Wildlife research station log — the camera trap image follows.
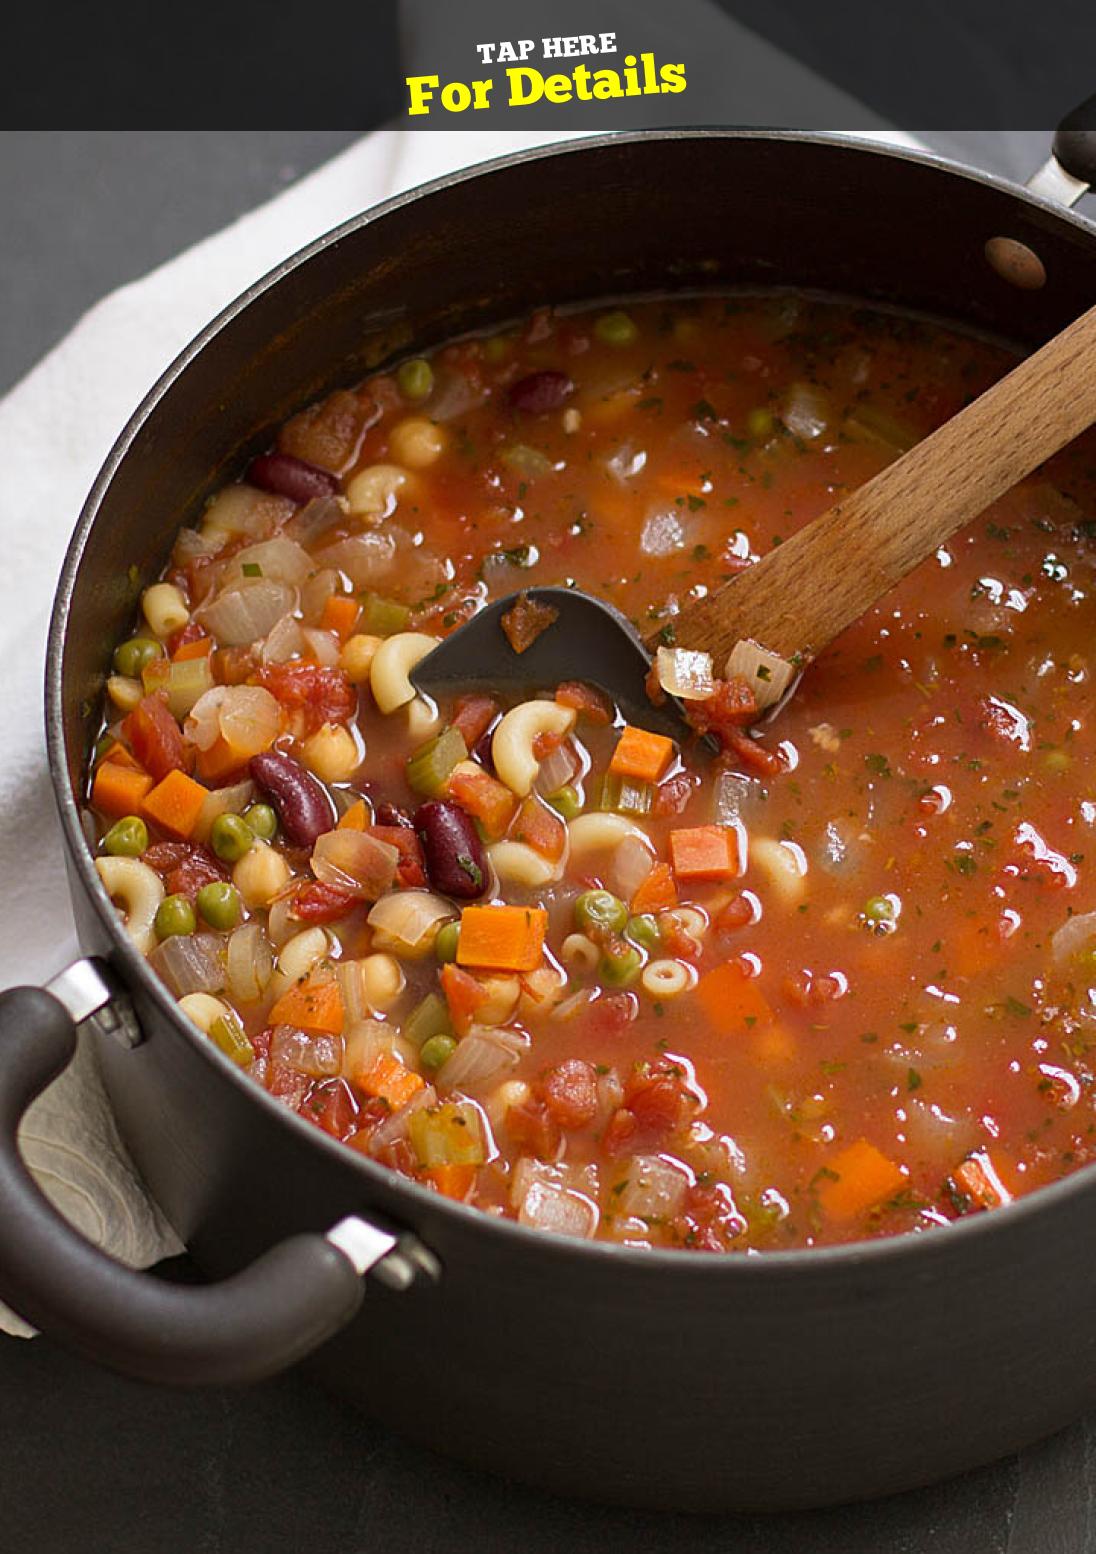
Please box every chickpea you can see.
[339,632,382,685]
[360,952,405,1012]
[232,841,291,909]
[299,723,361,784]
[389,416,447,469]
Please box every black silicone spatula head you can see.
[409,586,691,741]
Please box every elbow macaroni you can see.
[142,582,190,639]
[345,462,409,518]
[488,839,564,888]
[491,700,577,797]
[95,857,165,956]
[370,632,438,714]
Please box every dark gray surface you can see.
[1,129,1094,1552]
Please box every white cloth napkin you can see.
[0,123,918,1338]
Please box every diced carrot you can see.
[172,635,212,662]
[319,593,361,642]
[353,1050,425,1110]
[141,768,210,840]
[440,963,490,1036]
[694,960,773,1034]
[99,742,142,771]
[947,1150,1013,1213]
[337,799,369,831]
[609,724,674,784]
[446,768,517,841]
[754,1024,796,1063]
[195,735,250,784]
[630,861,678,914]
[511,795,567,862]
[456,905,549,972]
[669,825,741,881]
[425,1163,476,1200]
[817,1140,906,1223]
[268,976,345,1036]
[555,680,613,725]
[91,762,154,820]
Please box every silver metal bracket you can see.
[1026,155,1090,211]
[46,958,143,1049]
[326,1215,441,1290]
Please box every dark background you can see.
[2,119,1095,1554]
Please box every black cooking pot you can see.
[3,124,1096,1515]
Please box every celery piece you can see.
[596,773,654,816]
[359,593,412,637]
[409,1100,487,1167]
[209,1013,254,1068]
[406,727,468,798]
[164,657,214,720]
[404,992,453,1048]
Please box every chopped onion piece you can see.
[656,645,715,701]
[271,1024,343,1078]
[712,770,751,826]
[186,685,282,757]
[225,921,274,1005]
[511,1156,599,1211]
[198,580,296,646]
[367,1082,437,1153]
[314,531,397,588]
[610,831,656,900]
[300,567,339,626]
[261,613,306,664]
[533,741,576,797]
[640,507,685,557]
[617,1153,692,1220]
[312,830,399,901]
[302,627,341,667]
[286,496,347,547]
[149,932,224,997]
[781,381,832,441]
[1051,910,1096,965]
[517,1172,600,1239]
[226,536,313,589]
[437,1026,529,1094]
[366,890,454,955]
[725,638,796,711]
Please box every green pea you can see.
[155,894,196,940]
[594,309,639,348]
[1044,748,1071,773]
[113,636,163,679]
[397,357,434,401]
[863,895,896,924]
[102,815,148,858]
[575,889,628,936]
[483,334,511,363]
[626,913,661,952]
[747,406,775,440]
[420,1033,458,1072]
[211,812,255,863]
[196,881,242,932]
[434,921,461,963]
[546,784,583,821]
[599,942,643,987]
[244,803,278,842]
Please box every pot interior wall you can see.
[59,133,1094,790]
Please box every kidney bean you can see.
[246,451,339,504]
[250,751,335,848]
[508,370,573,415]
[414,800,488,899]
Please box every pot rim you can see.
[46,126,1096,1279]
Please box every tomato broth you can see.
[87,294,1096,1253]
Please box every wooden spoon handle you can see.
[646,300,1096,667]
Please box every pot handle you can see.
[0,979,435,1386]
[1054,96,1096,188]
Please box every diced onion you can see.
[148,932,224,997]
[640,507,685,557]
[198,580,297,645]
[300,567,339,625]
[366,890,454,955]
[226,536,313,589]
[436,1026,529,1094]
[1051,911,1096,965]
[225,921,274,1005]
[261,613,306,664]
[314,531,397,588]
[610,831,656,900]
[656,645,714,701]
[712,770,750,825]
[270,1025,343,1078]
[367,1082,437,1153]
[302,627,341,668]
[534,741,576,797]
[185,685,282,756]
[201,484,295,541]
[781,381,832,442]
[517,1175,600,1239]
[725,639,796,711]
[286,496,347,547]
[312,830,399,901]
[617,1153,692,1220]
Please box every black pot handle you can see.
[0,981,433,1386]
[1054,96,1096,188]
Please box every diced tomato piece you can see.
[450,693,500,749]
[439,962,490,1036]
[585,991,638,1037]
[602,1107,639,1157]
[368,825,427,887]
[301,1078,360,1141]
[212,646,257,686]
[537,1059,599,1130]
[621,1058,701,1146]
[257,662,356,734]
[511,795,567,862]
[505,1098,561,1158]
[267,1062,310,1111]
[653,771,698,817]
[716,892,755,933]
[674,1182,746,1252]
[716,728,785,778]
[532,728,564,760]
[169,620,206,657]
[293,880,360,923]
[555,680,613,725]
[447,768,517,841]
[783,970,844,1006]
[123,692,187,782]
[147,840,230,899]
[688,676,758,738]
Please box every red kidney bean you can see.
[250,751,335,848]
[414,801,488,899]
[247,452,339,504]
[508,370,574,414]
